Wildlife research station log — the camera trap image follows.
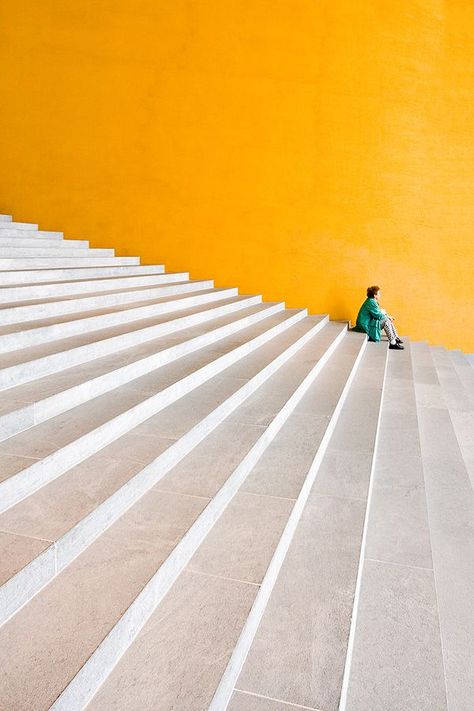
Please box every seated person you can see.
[354,285,404,350]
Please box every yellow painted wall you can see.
[1,1,473,350]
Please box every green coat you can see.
[354,298,385,341]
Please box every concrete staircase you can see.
[0,214,472,711]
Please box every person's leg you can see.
[381,318,397,344]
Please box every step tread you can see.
[411,341,474,711]
[0,322,349,710]
[0,287,223,336]
[0,310,312,483]
[0,271,188,302]
[0,301,278,410]
[0,264,165,285]
[0,257,140,269]
[78,332,367,710]
[0,294,259,370]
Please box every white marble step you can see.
[0,271,187,303]
[0,214,12,222]
[0,237,86,249]
[411,341,474,711]
[0,297,270,437]
[0,309,313,515]
[449,349,474,404]
[0,294,261,388]
[0,322,345,710]
[0,247,115,259]
[214,342,385,711]
[0,256,140,270]
[0,278,214,325]
[59,327,361,711]
[0,287,238,354]
[0,231,64,241]
[431,346,474,489]
[0,221,38,230]
[0,263,165,286]
[0,315,331,625]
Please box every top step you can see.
[0,222,38,230]
[0,215,13,222]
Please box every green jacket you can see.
[354,297,385,341]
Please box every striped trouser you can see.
[381,317,398,342]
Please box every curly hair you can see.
[367,285,380,299]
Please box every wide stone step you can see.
[0,214,13,222]
[0,256,140,269]
[0,309,314,515]
[0,278,214,325]
[60,329,365,711]
[0,297,273,437]
[0,221,38,230]
[0,229,63,239]
[0,316,331,625]
[0,233,67,248]
[0,246,115,258]
[0,322,347,711]
[0,294,262,392]
[218,342,385,711]
[0,287,236,353]
[0,263,165,286]
[411,341,474,711]
[0,270,187,303]
[431,346,473,489]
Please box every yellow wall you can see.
[1,1,473,350]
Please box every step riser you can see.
[0,230,63,239]
[0,257,140,270]
[50,321,343,711]
[0,296,266,434]
[0,272,188,303]
[0,310,308,515]
[0,238,84,249]
[0,222,38,230]
[0,288,237,354]
[1,279,214,325]
[0,248,114,258]
[0,264,165,286]
[0,314,328,629]
[0,215,13,222]
[210,336,373,709]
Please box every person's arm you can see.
[367,300,385,320]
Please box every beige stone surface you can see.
[0,530,51,585]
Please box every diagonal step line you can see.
[0,294,264,393]
[208,335,370,711]
[336,345,390,711]
[0,272,189,303]
[0,287,238,353]
[0,315,329,626]
[0,300,279,440]
[0,264,166,287]
[49,324,347,711]
[0,309,310,511]
[0,279,215,325]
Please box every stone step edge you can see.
[209,334,373,709]
[0,308,312,515]
[0,279,214,326]
[0,314,330,626]
[49,321,346,711]
[0,272,188,303]
[0,222,38,230]
[0,257,140,270]
[0,295,263,394]
[0,297,272,439]
[0,287,237,354]
[0,238,85,248]
[0,265,166,286]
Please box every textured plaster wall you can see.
[0,1,473,349]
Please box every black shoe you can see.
[389,342,404,350]
[396,337,404,344]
